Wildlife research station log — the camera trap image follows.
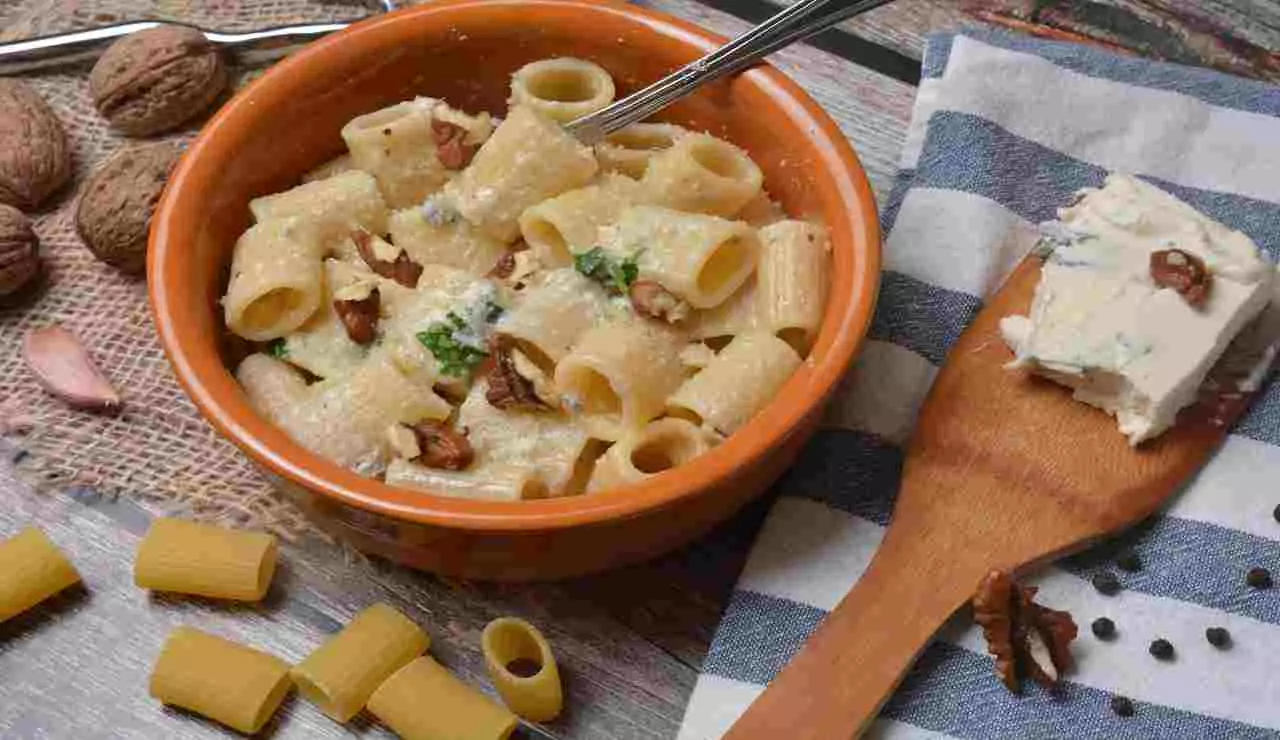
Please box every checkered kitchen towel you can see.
[678,30,1280,740]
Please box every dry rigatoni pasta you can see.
[757,220,831,351]
[587,418,719,492]
[668,331,801,434]
[134,518,278,602]
[608,205,759,309]
[291,603,429,722]
[445,105,598,242]
[249,170,389,252]
[508,57,615,124]
[0,527,81,622]
[223,217,325,341]
[554,318,686,440]
[518,174,641,267]
[149,627,292,735]
[594,122,687,179]
[640,132,763,217]
[481,617,562,722]
[368,656,518,740]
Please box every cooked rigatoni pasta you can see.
[134,518,278,602]
[343,98,493,209]
[554,318,686,440]
[509,57,615,124]
[249,170,389,252]
[388,206,508,276]
[587,418,720,492]
[758,220,831,351]
[640,132,763,217]
[0,527,81,622]
[445,105,598,242]
[303,153,355,183]
[494,268,612,362]
[481,617,562,722]
[149,626,292,735]
[594,122,687,179]
[367,656,518,740]
[291,603,429,722]
[518,174,641,266]
[607,205,759,309]
[223,217,325,341]
[668,332,801,434]
[222,56,830,501]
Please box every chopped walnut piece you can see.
[431,119,478,170]
[1150,248,1211,308]
[409,419,474,470]
[352,229,423,288]
[629,280,690,323]
[485,336,553,411]
[333,286,380,345]
[488,251,517,279]
[972,570,1077,693]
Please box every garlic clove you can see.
[23,325,122,412]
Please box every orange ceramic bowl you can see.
[149,0,881,581]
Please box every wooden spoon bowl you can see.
[726,254,1250,739]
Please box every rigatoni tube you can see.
[222,217,325,341]
[594,122,687,179]
[134,518,278,602]
[508,57,616,124]
[481,617,563,722]
[639,133,763,217]
[518,174,641,267]
[757,220,831,352]
[587,418,719,493]
[291,602,429,722]
[367,656,518,740]
[0,527,81,622]
[667,332,801,434]
[149,626,292,735]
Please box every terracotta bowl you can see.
[149,0,881,581]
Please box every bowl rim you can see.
[149,0,882,533]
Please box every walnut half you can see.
[409,420,474,470]
[485,336,554,412]
[1150,248,1211,308]
[972,570,1077,693]
[629,280,690,324]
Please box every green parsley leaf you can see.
[417,320,488,378]
[574,247,641,295]
[267,339,289,359]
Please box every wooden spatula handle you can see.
[724,531,982,739]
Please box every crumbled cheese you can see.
[1001,174,1275,444]
[420,194,459,227]
[385,424,420,460]
[368,233,401,263]
[333,279,377,302]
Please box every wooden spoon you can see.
[725,254,1254,739]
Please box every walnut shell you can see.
[0,204,41,304]
[0,80,72,211]
[76,142,181,273]
[89,26,228,137]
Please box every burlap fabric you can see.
[0,1,390,535]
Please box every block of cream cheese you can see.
[1000,174,1274,445]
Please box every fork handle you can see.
[724,529,981,739]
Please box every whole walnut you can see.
[0,80,72,211]
[0,204,41,305]
[89,26,228,137]
[76,142,181,273]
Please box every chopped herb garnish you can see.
[574,247,641,295]
[268,339,289,359]
[417,311,489,377]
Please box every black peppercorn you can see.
[1091,617,1116,640]
[1092,571,1122,596]
[1115,551,1142,573]
[1110,695,1135,717]
[1246,567,1273,589]
[1205,627,1231,648]
[1149,638,1175,660]
[1273,503,1280,524]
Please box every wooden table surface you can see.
[2,1,1277,738]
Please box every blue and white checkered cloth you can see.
[679,30,1280,740]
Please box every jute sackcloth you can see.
[0,0,390,536]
